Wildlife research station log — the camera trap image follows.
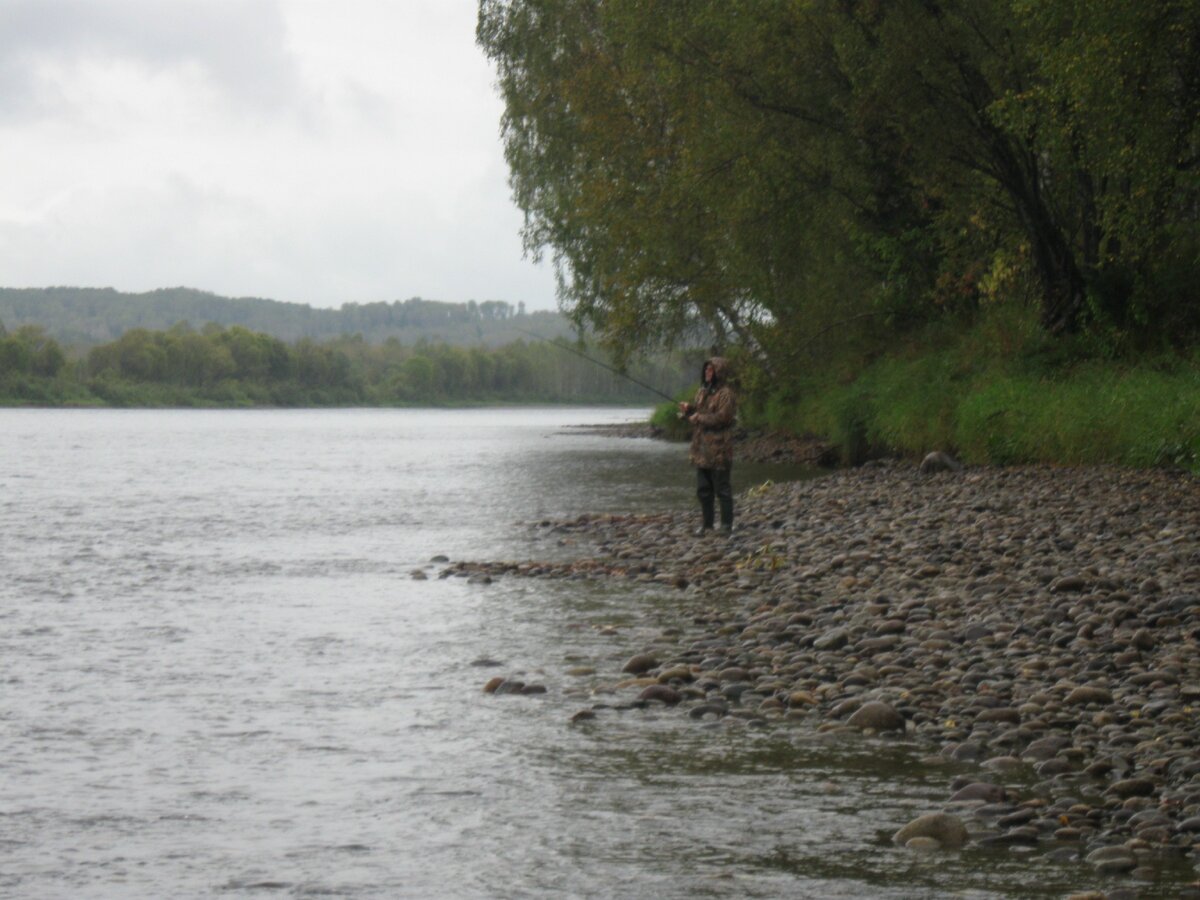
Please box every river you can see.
[1,408,1102,898]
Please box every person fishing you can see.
[678,357,737,535]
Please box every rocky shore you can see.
[444,461,1200,894]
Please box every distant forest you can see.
[0,292,697,407]
[0,286,575,347]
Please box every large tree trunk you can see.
[987,132,1087,334]
[1025,208,1087,334]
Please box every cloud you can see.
[0,0,560,310]
[0,0,301,120]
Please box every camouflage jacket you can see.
[684,357,737,469]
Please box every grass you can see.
[753,308,1200,472]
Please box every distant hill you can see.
[0,286,575,347]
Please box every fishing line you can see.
[511,326,678,403]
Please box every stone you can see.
[919,451,962,474]
[949,782,1007,803]
[1085,846,1137,874]
[975,707,1021,724]
[1106,778,1156,798]
[656,666,695,683]
[1066,686,1113,705]
[813,628,850,650]
[1050,575,1089,593]
[846,701,906,732]
[892,813,969,849]
[621,654,659,675]
[638,684,683,705]
[982,756,1024,773]
[904,836,943,851]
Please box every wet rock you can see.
[846,701,906,733]
[1050,575,1089,593]
[975,708,1021,725]
[621,654,659,675]
[950,742,985,762]
[1024,736,1071,760]
[1107,778,1156,799]
[996,808,1037,827]
[982,756,1024,773]
[904,836,943,852]
[1036,758,1073,777]
[893,812,969,849]
[688,702,728,720]
[1085,845,1137,873]
[949,782,1008,803]
[638,684,683,705]
[1066,686,1114,706]
[813,628,849,651]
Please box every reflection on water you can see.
[0,408,1162,898]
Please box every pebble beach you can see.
[444,458,1200,894]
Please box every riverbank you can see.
[448,461,1200,894]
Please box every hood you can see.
[701,356,731,386]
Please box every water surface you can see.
[0,408,1121,897]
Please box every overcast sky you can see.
[0,0,560,310]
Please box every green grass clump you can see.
[954,365,1200,469]
[755,310,1200,472]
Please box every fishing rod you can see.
[511,326,679,403]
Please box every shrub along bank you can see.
[656,311,1200,473]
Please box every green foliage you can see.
[755,310,1200,472]
[954,365,1200,470]
[0,326,66,379]
[479,0,1200,386]
[2,322,692,408]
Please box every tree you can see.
[478,0,1200,368]
[0,336,31,376]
